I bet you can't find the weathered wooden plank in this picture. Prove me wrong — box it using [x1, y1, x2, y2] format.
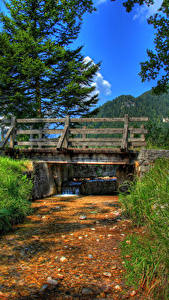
[17, 129, 63, 135]
[17, 141, 58, 146]
[35, 161, 127, 165]
[69, 142, 122, 147]
[129, 117, 149, 122]
[129, 128, 148, 134]
[69, 138, 122, 142]
[121, 114, 129, 151]
[70, 128, 124, 134]
[57, 116, 70, 149]
[70, 117, 125, 122]
[29, 138, 59, 142]
[130, 141, 146, 147]
[128, 138, 145, 142]
[9, 117, 16, 149]
[17, 118, 65, 123]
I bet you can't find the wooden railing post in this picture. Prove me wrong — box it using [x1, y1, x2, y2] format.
[9, 116, 16, 149]
[1, 125, 4, 142]
[121, 114, 129, 151]
[57, 116, 70, 149]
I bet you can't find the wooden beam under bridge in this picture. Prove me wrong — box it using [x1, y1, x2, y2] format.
[35, 161, 129, 165]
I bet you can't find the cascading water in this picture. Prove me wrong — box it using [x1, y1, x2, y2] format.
[62, 181, 82, 195]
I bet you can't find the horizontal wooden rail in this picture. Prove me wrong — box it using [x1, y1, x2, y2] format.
[17, 118, 65, 123]
[70, 128, 124, 134]
[17, 129, 63, 135]
[70, 117, 125, 122]
[17, 141, 59, 146]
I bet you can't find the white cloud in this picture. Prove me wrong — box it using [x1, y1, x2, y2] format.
[83, 56, 112, 96]
[96, 0, 107, 5]
[133, 0, 163, 20]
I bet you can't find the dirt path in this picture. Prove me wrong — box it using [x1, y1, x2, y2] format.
[0, 195, 141, 299]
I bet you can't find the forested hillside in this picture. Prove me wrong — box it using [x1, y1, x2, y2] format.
[96, 89, 169, 119]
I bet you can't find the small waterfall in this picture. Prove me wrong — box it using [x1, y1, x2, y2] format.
[61, 181, 82, 195]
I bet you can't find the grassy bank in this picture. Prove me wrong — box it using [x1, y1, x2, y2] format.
[0, 157, 32, 234]
[119, 158, 169, 299]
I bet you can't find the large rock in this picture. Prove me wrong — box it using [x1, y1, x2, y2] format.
[80, 179, 117, 195]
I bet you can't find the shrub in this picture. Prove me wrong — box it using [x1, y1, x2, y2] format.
[119, 158, 169, 299]
[0, 157, 32, 233]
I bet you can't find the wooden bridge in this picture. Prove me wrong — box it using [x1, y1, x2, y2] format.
[0, 115, 148, 165]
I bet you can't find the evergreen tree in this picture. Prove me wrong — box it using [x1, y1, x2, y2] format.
[0, 0, 99, 118]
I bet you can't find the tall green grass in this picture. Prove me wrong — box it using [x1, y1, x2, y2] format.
[0, 157, 32, 233]
[119, 158, 169, 299]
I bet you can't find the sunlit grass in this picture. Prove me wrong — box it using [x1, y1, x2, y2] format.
[119, 158, 169, 299]
[0, 156, 32, 233]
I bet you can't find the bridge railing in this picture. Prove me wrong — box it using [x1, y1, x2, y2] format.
[0, 115, 148, 151]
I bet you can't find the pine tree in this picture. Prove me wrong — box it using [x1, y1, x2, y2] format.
[0, 0, 99, 118]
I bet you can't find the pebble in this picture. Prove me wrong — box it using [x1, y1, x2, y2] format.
[110, 226, 117, 230]
[130, 290, 137, 297]
[60, 256, 67, 262]
[103, 272, 111, 277]
[79, 215, 87, 220]
[114, 285, 122, 291]
[47, 277, 58, 285]
[57, 273, 64, 279]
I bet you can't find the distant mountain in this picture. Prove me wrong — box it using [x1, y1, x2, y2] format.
[96, 90, 169, 119]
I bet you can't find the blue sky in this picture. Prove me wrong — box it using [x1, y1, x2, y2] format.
[73, 0, 162, 106]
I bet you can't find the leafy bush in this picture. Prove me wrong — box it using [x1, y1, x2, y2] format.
[119, 158, 169, 298]
[0, 157, 32, 233]
[146, 118, 169, 149]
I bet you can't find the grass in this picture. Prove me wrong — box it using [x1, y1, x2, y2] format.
[119, 158, 169, 299]
[0, 156, 33, 234]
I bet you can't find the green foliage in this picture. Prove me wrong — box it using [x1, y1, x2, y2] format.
[0, 0, 99, 118]
[0, 157, 32, 234]
[146, 118, 169, 149]
[119, 158, 169, 298]
[97, 89, 169, 119]
[95, 89, 169, 149]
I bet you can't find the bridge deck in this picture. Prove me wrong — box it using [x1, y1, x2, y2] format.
[4, 147, 138, 165]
